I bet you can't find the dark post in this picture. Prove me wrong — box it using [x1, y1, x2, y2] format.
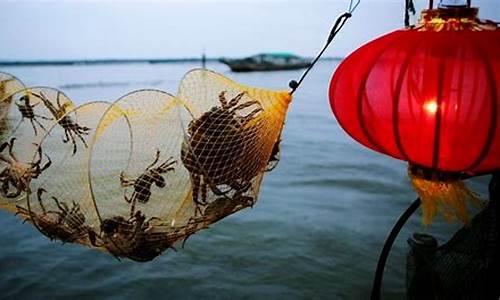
[405, 173, 500, 299]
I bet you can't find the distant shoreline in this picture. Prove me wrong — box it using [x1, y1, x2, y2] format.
[0, 57, 341, 67]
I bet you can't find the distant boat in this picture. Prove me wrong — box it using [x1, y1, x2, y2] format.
[219, 53, 311, 72]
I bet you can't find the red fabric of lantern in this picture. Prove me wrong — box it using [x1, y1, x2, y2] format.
[329, 8, 500, 174]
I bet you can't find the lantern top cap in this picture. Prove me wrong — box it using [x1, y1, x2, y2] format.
[414, 6, 498, 31]
[420, 7, 478, 20]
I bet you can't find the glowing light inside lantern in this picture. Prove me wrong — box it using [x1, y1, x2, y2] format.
[423, 100, 438, 115]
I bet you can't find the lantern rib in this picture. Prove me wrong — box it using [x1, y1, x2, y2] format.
[357, 77, 386, 154]
[462, 43, 481, 127]
[454, 41, 466, 151]
[406, 55, 419, 128]
[392, 38, 423, 162]
[355, 32, 407, 154]
[431, 52, 446, 170]
[464, 39, 498, 172]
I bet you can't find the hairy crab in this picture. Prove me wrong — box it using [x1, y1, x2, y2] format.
[90, 211, 179, 261]
[120, 150, 176, 216]
[181, 91, 262, 212]
[16, 188, 90, 243]
[0, 138, 51, 198]
[13, 94, 53, 135]
[32, 91, 90, 154]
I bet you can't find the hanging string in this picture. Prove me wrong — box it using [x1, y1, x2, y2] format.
[289, 0, 360, 95]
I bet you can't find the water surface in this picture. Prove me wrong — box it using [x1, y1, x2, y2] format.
[0, 61, 489, 299]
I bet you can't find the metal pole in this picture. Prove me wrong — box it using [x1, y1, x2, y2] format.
[370, 198, 421, 300]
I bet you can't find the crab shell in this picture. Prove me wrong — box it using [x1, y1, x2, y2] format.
[181, 106, 247, 185]
[100, 216, 177, 262]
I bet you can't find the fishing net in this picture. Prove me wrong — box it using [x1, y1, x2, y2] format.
[2, 69, 292, 261]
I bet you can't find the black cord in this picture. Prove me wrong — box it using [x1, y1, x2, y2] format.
[404, 0, 416, 27]
[289, 12, 353, 95]
[371, 198, 421, 300]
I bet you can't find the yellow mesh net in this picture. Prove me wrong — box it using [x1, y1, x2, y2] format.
[3, 69, 291, 261]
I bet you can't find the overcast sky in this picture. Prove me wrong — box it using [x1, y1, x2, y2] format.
[0, 0, 498, 60]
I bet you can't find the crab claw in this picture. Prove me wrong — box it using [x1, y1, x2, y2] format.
[119, 171, 126, 185]
[37, 187, 47, 197]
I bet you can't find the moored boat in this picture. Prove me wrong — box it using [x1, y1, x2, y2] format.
[220, 53, 311, 72]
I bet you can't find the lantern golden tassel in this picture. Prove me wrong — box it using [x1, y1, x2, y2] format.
[408, 165, 484, 225]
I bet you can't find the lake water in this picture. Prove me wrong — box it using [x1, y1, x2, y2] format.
[0, 61, 490, 299]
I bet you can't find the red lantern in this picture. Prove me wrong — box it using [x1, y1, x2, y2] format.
[329, 7, 500, 224]
[330, 7, 499, 173]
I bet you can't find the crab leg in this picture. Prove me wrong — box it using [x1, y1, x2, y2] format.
[51, 196, 67, 214]
[32, 116, 51, 134]
[146, 149, 161, 170]
[218, 91, 228, 107]
[241, 107, 263, 123]
[62, 128, 70, 143]
[34, 113, 53, 121]
[227, 92, 246, 107]
[6, 185, 22, 198]
[119, 172, 135, 187]
[191, 173, 201, 205]
[7, 138, 18, 162]
[191, 174, 205, 216]
[75, 130, 89, 149]
[2, 180, 11, 197]
[37, 188, 48, 214]
[11, 119, 24, 135]
[158, 157, 176, 172]
[200, 177, 207, 204]
[40, 154, 52, 172]
[230, 100, 260, 113]
[0, 151, 12, 165]
[29, 101, 40, 108]
[15, 205, 38, 224]
[129, 191, 138, 217]
[56, 91, 63, 111]
[66, 129, 77, 154]
[35, 92, 58, 117]
[87, 229, 104, 247]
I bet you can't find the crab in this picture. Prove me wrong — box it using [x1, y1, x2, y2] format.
[32, 91, 90, 155]
[181, 91, 262, 212]
[12, 94, 53, 135]
[202, 191, 254, 224]
[179, 192, 252, 248]
[89, 211, 177, 262]
[120, 150, 176, 216]
[0, 138, 51, 198]
[15, 188, 90, 243]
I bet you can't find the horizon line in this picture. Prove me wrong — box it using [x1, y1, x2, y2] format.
[0, 56, 342, 67]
